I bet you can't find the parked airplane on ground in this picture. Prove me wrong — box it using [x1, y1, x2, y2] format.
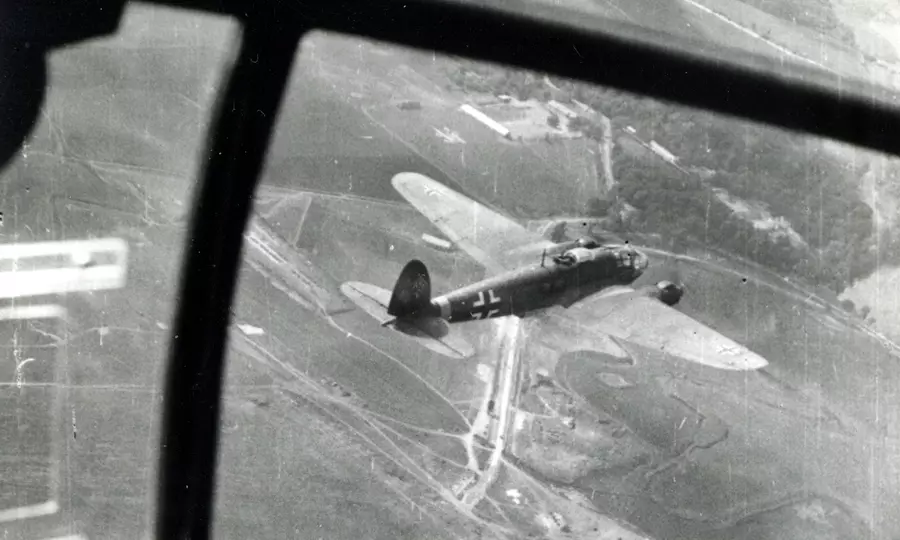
[341, 172, 768, 370]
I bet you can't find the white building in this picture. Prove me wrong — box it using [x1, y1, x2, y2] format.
[458, 104, 511, 138]
[649, 140, 678, 163]
[421, 233, 455, 252]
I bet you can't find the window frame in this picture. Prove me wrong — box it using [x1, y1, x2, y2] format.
[7, 1, 900, 539]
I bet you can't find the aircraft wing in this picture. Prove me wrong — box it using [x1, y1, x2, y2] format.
[392, 172, 555, 275]
[550, 289, 768, 370]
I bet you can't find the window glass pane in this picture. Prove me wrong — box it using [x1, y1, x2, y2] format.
[439, 0, 900, 93]
[0, 3, 236, 538]
[229, 31, 900, 540]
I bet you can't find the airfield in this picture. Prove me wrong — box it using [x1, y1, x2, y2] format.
[2, 3, 900, 540]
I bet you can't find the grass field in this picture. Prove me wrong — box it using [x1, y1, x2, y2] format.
[732, 0, 857, 47]
[684, 0, 869, 82]
[516, 0, 704, 45]
[283, 34, 608, 219]
[216, 354, 472, 540]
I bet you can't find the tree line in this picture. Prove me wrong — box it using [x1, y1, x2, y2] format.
[586, 157, 876, 294]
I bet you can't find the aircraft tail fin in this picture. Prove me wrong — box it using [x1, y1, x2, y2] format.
[387, 260, 432, 317]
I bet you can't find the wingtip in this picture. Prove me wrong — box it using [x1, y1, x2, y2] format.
[390, 172, 408, 190]
[391, 171, 421, 188]
[391, 171, 439, 192]
[723, 351, 769, 371]
[339, 281, 366, 297]
[674, 349, 769, 371]
[746, 355, 769, 371]
[676, 343, 770, 371]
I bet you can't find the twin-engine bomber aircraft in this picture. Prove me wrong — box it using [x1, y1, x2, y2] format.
[340, 172, 768, 371]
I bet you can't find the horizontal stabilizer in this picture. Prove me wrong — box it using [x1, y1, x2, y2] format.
[394, 316, 475, 359]
[340, 282, 394, 326]
[341, 281, 474, 359]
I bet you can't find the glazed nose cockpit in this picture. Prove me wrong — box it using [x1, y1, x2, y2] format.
[552, 242, 649, 282]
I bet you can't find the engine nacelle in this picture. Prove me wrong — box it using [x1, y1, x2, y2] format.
[655, 280, 685, 306]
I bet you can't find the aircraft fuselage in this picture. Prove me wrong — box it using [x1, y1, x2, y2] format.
[423, 245, 648, 323]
